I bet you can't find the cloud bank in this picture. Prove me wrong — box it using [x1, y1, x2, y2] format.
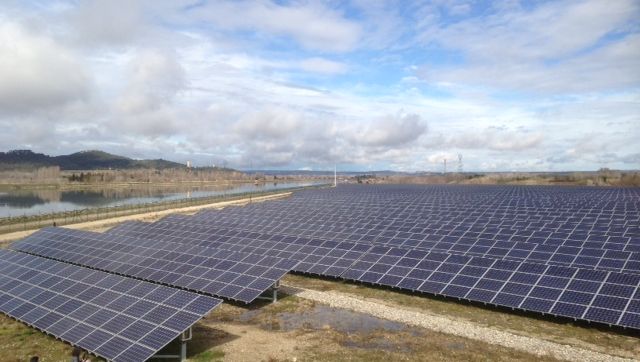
[0, 0, 638, 171]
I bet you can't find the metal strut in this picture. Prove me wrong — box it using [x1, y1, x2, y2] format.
[256, 280, 280, 303]
[151, 327, 192, 361]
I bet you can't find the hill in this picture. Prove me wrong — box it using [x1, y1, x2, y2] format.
[0, 150, 184, 170]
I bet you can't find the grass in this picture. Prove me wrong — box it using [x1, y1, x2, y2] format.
[283, 274, 640, 358]
[189, 349, 225, 362]
[304, 328, 561, 362]
[0, 315, 106, 362]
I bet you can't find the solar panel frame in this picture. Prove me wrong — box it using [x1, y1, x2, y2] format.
[11, 227, 296, 303]
[0, 249, 221, 362]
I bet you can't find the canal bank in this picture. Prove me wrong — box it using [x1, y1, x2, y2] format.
[0, 190, 293, 243]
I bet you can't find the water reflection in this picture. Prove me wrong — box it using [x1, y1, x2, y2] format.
[0, 182, 321, 218]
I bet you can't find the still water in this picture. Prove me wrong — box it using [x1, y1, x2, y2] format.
[0, 182, 322, 218]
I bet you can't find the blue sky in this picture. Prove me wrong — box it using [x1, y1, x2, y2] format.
[0, 0, 638, 171]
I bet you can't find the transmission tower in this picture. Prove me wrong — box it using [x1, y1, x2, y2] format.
[458, 154, 463, 173]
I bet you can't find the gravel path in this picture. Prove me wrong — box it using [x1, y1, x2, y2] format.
[281, 285, 637, 362]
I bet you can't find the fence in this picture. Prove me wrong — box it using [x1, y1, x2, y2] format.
[0, 183, 330, 234]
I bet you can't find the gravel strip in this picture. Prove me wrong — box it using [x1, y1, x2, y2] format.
[280, 285, 637, 362]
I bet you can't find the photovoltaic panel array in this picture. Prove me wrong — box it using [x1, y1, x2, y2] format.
[107, 220, 372, 277]
[104, 185, 640, 329]
[342, 246, 640, 329]
[112, 216, 640, 275]
[11, 227, 296, 303]
[0, 249, 221, 362]
[105, 220, 640, 329]
[190, 185, 639, 256]
[168, 191, 640, 273]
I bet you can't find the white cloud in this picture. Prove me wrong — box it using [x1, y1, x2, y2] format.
[234, 107, 303, 140]
[67, 0, 145, 46]
[193, 1, 362, 52]
[418, 0, 640, 93]
[0, 1, 637, 172]
[298, 58, 347, 75]
[0, 22, 90, 113]
[358, 113, 427, 147]
[449, 127, 544, 151]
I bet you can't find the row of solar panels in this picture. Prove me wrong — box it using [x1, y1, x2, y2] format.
[0, 249, 222, 362]
[150, 215, 640, 274]
[188, 203, 639, 247]
[10, 216, 639, 335]
[99, 184, 640, 330]
[101, 218, 640, 330]
[3, 225, 301, 360]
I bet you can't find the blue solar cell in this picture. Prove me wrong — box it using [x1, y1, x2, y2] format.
[97, 336, 132, 360]
[22, 307, 49, 324]
[48, 317, 76, 335]
[102, 314, 137, 334]
[121, 320, 155, 341]
[140, 327, 178, 349]
[591, 296, 628, 311]
[520, 298, 554, 312]
[492, 293, 524, 308]
[502, 283, 530, 296]
[80, 329, 112, 350]
[552, 303, 585, 318]
[397, 278, 422, 290]
[442, 285, 470, 298]
[584, 307, 621, 324]
[567, 279, 600, 293]
[143, 305, 178, 325]
[619, 313, 640, 329]
[536, 276, 569, 289]
[61, 323, 94, 343]
[164, 311, 200, 331]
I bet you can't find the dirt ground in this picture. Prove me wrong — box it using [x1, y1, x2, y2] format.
[183, 293, 564, 362]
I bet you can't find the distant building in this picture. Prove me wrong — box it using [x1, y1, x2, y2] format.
[186, 161, 192, 168]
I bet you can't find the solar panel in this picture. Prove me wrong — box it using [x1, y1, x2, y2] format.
[335, 244, 639, 328]
[105, 221, 373, 277]
[107, 218, 640, 275]
[98, 185, 640, 330]
[11, 227, 296, 303]
[151, 185, 639, 273]
[0, 249, 221, 362]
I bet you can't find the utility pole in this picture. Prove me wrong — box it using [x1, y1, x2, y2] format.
[334, 165, 337, 187]
[458, 154, 463, 173]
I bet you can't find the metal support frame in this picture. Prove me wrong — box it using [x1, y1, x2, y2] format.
[150, 327, 192, 361]
[256, 280, 280, 303]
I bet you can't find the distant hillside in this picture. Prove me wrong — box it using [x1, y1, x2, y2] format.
[0, 150, 185, 170]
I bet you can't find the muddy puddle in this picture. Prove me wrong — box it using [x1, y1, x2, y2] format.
[238, 304, 423, 336]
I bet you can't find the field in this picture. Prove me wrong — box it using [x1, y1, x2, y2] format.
[0, 184, 638, 361]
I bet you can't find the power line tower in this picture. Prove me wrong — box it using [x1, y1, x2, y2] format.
[458, 154, 463, 173]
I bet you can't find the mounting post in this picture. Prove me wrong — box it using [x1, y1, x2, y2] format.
[151, 327, 192, 361]
[181, 327, 192, 361]
[256, 280, 280, 303]
[273, 280, 280, 303]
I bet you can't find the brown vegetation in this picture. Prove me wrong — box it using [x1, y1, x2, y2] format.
[0, 167, 255, 186]
[351, 170, 640, 187]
